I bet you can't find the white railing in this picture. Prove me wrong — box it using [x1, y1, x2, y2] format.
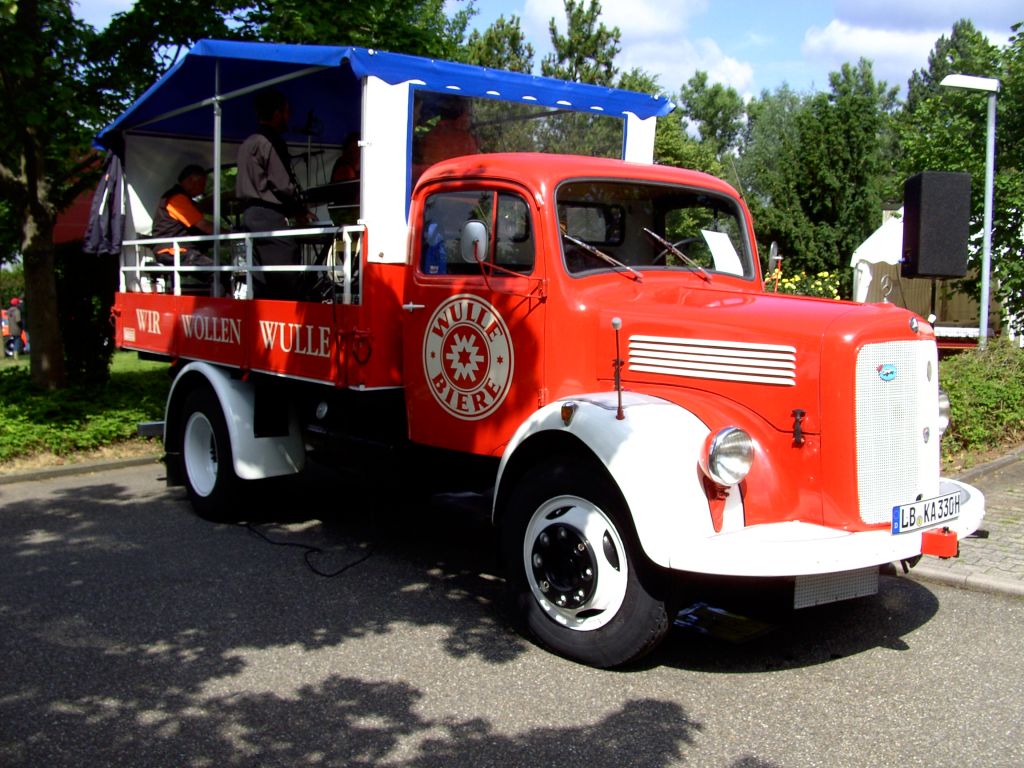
[119, 225, 365, 304]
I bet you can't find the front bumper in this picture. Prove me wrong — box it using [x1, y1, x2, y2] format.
[669, 479, 985, 577]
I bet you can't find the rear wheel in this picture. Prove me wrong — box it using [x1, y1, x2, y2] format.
[500, 460, 670, 668]
[180, 387, 240, 522]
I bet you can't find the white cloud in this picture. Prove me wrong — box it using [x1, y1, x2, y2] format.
[834, 0, 1021, 35]
[803, 20, 948, 89]
[525, 0, 708, 38]
[522, 0, 750, 97]
[622, 38, 753, 96]
[805, 5, 1021, 91]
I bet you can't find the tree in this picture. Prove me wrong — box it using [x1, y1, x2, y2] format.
[246, 0, 475, 59]
[899, 20, 1024, 332]
[617, 68, 723, 177]
[541, 0, 620, 86]
[795, 60, 899, 276]
[465, 14, 535, 72]
[677, 71, 745, 159]
[906, 19, 1000, 113]
[737, 61, 898, 292]
[737, 86, 825, 272]
[0, 0, 102, 388]
[88, 0, 254, 126]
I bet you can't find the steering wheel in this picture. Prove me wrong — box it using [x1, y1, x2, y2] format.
[651, 236, 701, 266]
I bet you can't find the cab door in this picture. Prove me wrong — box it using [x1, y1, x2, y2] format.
[402, 182, 546, 456]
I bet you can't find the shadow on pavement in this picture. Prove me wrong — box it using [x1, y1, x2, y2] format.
[0, 462, 936, 766]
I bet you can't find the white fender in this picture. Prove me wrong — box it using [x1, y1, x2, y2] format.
[496, 391, 744, 569]
[169, 362, 305, 480]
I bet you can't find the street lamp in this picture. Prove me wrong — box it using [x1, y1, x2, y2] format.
[939, 73, 1001, 348]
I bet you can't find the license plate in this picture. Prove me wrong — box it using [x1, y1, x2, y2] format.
[891, 491, 961, 534]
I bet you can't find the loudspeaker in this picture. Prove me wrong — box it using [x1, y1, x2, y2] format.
[901, 171, 971, 278]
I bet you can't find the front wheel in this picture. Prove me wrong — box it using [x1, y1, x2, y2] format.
[500, 461, 670, 667]
[180, 387, 240, 522]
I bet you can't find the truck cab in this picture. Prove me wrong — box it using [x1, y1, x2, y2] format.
[100, 40, 984, 668]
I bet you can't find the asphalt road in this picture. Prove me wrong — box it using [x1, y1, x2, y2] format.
[2, 461, 1022, 767]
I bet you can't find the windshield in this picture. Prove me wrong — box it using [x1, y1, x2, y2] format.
[556, 180, 754, 279]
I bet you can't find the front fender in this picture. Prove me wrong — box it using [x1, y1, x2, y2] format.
[167, 362, 305, 481]
[495, 391, 744, 569]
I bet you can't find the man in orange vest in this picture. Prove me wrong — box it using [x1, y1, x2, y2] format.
[150, 164, 216, 267]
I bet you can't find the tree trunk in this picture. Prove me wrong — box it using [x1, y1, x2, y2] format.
[22, 211, 66, 390]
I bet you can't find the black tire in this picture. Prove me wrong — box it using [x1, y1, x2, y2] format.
[179, 387, 241, 522]
[499, 460, 670, 668]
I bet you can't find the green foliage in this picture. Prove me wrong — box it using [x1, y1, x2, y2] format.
[898, 19, 1024, 332]
[940, 338, 1024, 461]
[0, 352, 169, 461]
[541, 0, 620, 86]
[246, 0, 474, 59]
[465, 14, 534, 72]
[677, 71, 744, 158]
[88, 0, 253, 127]
[0, 201, 19, 265]
[738, 61, 898, 298]
[0, 261, 24, 303]
[905, 19, 1000, 113]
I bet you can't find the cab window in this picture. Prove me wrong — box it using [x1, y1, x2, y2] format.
[421, 189, 535, 276]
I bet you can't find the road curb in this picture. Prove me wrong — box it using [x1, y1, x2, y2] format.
[906, 562, 1024, 599]
[0, 453, 164, 486]
[955, 445, 1024, 484]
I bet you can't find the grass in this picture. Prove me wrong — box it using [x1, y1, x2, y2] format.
[0, 340, 1021, 474]
[0, 351, 170, 464]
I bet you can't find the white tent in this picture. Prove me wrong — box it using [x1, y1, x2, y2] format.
[849, 208, 991, 343]
[850, 208, 903, 302]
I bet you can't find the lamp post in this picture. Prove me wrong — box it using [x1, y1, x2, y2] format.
[939, 73, 1001, 349]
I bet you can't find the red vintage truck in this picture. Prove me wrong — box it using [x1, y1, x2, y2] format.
[99, 40, 984, 667]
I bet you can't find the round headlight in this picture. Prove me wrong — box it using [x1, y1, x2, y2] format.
[937, 389, 951, 435]
[700, 427, 754, 486]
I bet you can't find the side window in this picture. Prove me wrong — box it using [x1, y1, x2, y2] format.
[421, 190, 491, 276]
[421, 189, 534, 276]
[493, 193, 534, 273]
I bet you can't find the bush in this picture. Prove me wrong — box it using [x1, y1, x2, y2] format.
[940, 338, 1024, 464]
[0, 352, 169, 461]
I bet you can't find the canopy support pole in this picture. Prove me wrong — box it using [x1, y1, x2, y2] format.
[213, 59, 223, 290]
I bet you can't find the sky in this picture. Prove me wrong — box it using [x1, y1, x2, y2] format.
[73, 0, 1021, 100]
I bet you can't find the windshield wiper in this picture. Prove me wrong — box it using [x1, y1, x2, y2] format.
[642, 228, 711, 282]
[563, 233, 642, 282]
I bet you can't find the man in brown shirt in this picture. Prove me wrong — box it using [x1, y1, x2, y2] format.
[237, 89, 311, 300]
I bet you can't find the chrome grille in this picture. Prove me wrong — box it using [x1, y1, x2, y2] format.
[855, 340, 940, 524]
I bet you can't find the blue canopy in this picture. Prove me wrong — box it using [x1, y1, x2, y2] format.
[96, 39, 674, 149]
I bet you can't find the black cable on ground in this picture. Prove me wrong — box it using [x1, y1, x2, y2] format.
[245, 522, 373, 577]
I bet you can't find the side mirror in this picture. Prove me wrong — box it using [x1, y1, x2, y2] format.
[460, 220, 488, 264]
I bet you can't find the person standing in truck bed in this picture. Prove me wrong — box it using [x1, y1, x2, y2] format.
[236, 89, 312, 300]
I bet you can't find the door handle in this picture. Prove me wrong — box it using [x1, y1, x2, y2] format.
[402, 303, 426, 312]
